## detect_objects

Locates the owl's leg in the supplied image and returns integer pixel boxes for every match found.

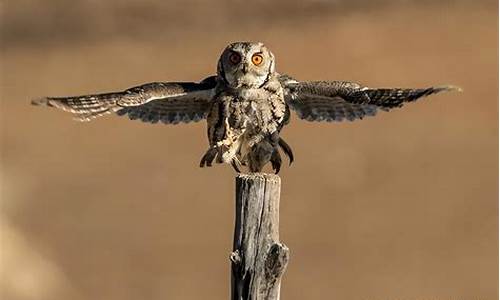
[231,158,242,173]
[199,147,218,168]
[278,137,294,165]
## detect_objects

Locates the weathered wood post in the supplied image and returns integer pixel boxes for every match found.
[231,173,289,300]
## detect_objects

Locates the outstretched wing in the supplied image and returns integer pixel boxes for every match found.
[32,76,217,124]
[279,75,460,122]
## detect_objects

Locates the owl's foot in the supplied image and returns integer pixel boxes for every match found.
[248,139,273,173]
[216,146,225,164]
[199,147,218,167]
[201,147,243,172]
[278,138,294,165]
[270,148,282,174]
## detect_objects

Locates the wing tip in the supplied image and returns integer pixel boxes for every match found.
[31,97,51,107]
[434,85,463,93]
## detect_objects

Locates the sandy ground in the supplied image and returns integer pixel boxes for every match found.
[1,1,498,299]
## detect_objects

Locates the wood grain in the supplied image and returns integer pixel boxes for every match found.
[231,173,289,300]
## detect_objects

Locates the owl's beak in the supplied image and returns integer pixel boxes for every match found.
[241,63,248,74]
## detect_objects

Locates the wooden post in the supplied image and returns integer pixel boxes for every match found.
[231,173,289,300]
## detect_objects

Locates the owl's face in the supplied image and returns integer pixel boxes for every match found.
[217,42,275,89]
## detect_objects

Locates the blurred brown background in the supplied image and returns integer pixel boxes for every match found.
[1,0,498,299]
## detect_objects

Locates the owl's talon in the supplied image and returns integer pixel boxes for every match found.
[200,147,218,168]
[278,138,294,165]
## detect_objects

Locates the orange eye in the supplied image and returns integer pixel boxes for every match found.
[251,53,264,66]
[229,52,241,64]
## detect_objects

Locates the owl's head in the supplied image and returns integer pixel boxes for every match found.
[217,42,275,89]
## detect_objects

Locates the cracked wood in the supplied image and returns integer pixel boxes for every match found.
[231,173,289,300]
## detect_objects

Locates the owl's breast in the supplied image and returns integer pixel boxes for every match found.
[212,84,285,125]
[206,84,286,162]
[237,84,286,129]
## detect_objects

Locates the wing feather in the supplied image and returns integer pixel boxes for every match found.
[32,76,217,124]
[280,75,460,122]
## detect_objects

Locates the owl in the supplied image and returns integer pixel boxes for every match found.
[32,41,460,173]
